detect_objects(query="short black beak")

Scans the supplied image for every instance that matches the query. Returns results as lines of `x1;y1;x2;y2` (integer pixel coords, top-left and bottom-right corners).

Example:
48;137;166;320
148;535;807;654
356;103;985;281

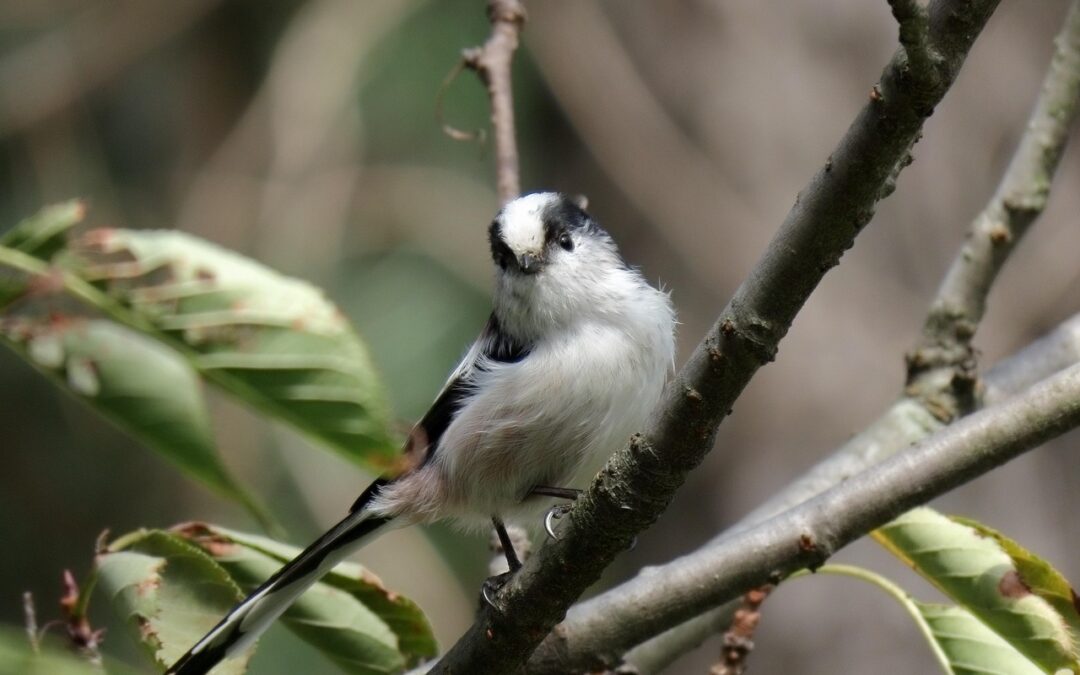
518;252;542;275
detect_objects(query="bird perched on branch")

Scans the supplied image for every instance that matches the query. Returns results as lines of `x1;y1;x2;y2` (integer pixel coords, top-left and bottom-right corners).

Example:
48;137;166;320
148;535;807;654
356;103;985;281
167;192;677;674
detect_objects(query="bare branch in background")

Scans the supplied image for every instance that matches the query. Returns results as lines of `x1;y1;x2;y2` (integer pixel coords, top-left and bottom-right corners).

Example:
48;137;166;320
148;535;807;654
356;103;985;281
910;0;1080;419
711;586;772;675
527;1;760;291
429;0;1002;672
22;591;39;653
0;0;222;140
463;0;526;204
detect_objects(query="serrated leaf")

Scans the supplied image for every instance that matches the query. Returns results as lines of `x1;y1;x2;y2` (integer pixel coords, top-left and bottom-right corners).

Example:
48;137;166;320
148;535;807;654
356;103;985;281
0;318;272;529
874;507;1080;673
0;626;141;675
71;229;397;471
96;530;250;674
917;602;1044;675
175;522;437;673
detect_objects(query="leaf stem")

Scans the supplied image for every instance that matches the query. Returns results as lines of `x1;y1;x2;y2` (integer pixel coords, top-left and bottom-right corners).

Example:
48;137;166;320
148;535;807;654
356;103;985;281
790;564;952;675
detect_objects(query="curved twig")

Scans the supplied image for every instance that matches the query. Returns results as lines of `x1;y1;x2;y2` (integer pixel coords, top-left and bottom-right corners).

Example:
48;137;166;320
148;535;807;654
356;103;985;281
464;0;526;204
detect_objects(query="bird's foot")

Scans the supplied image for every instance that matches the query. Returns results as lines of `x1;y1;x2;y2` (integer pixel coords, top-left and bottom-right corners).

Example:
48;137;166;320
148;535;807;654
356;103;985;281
481;570;515;612
544;503;574;540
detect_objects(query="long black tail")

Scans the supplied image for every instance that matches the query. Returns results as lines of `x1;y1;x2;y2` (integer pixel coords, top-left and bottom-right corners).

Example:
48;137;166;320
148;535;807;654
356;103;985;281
167;487;395;674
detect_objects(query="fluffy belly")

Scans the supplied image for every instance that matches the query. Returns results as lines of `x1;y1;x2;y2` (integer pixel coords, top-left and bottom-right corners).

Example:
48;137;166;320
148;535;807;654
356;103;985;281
372;320;671;531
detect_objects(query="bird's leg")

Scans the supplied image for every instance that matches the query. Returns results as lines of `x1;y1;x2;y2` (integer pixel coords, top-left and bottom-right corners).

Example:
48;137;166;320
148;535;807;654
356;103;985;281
529;485;582;500
482;516;521;610
492;516;522;572
530;485;581;540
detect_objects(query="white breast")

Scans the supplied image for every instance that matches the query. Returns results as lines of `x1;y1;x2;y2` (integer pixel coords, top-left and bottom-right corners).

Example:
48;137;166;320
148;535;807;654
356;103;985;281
369;267;676;532
435;286;674;529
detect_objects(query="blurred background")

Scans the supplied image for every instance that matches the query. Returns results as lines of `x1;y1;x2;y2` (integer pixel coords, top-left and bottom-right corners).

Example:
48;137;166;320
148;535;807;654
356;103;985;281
0;0;1078;673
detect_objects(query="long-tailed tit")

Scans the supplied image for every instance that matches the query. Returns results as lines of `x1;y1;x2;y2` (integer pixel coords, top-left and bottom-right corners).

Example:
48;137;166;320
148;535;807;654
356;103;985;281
167;192;676;674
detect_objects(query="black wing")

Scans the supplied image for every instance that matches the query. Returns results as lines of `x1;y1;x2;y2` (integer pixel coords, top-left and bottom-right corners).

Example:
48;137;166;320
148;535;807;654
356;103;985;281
414;314;529;460
350;314;528;512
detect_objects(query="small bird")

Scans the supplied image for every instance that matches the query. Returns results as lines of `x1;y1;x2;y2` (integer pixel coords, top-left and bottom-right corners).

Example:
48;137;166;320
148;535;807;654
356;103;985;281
167;192;676;674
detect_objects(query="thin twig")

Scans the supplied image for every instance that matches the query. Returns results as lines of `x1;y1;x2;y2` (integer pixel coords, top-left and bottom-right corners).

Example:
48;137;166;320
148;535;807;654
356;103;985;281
710;586;772;675
59;570;104;665
429;1;1000;672
909;0;1080;420
436;59;488;144
888;0;939;96
23;591;39;653
464;0;526;204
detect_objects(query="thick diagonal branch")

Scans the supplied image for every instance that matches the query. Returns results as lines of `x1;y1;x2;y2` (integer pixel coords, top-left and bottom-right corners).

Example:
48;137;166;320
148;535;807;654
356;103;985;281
428;1;1001;672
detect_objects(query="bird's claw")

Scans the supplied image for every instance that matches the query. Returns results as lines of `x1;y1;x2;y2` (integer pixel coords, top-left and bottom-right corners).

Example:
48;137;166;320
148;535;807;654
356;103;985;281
544;503;573;540
481;571;514;611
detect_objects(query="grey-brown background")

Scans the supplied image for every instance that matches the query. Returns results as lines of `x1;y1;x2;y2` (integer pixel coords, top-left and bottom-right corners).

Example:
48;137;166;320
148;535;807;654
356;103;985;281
0;1;1077;673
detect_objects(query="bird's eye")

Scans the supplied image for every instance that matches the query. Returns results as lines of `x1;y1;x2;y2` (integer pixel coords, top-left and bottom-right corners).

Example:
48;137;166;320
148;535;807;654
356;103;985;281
558;232;574;251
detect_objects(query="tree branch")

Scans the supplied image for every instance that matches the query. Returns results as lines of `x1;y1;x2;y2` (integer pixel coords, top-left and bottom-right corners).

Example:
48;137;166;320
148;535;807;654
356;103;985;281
428;0;1001;672
569;361;1080;673
463;0;526;204
617;314;1080;674
559;3;1080;669
888;0;939;97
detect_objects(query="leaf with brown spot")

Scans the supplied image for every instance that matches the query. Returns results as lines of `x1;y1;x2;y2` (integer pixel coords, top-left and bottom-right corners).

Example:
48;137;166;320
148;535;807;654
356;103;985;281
957;515;1080;654
66;228;398;472
95;529;249;674
874;508;1080;672
1000;570;1033;600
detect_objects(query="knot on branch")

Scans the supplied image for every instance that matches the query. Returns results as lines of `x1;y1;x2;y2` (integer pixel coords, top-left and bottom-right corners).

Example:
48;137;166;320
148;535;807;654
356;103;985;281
717;313;780;367
885;0;950;119
904;332;981;421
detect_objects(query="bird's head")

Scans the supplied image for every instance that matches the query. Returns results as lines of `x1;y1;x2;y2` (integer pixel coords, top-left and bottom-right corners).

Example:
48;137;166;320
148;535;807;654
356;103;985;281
488;192;628;338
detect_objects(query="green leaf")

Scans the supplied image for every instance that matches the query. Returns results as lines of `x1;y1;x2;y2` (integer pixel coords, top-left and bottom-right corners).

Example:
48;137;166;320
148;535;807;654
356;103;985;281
71;228;398;472
917;603;1045;675
955;517;1080;646
174;522;437;672
0;626;141;675
0;200;85;258
0;201;85;308
0;318;273;529
874;507;1080;673
96;529;250;674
